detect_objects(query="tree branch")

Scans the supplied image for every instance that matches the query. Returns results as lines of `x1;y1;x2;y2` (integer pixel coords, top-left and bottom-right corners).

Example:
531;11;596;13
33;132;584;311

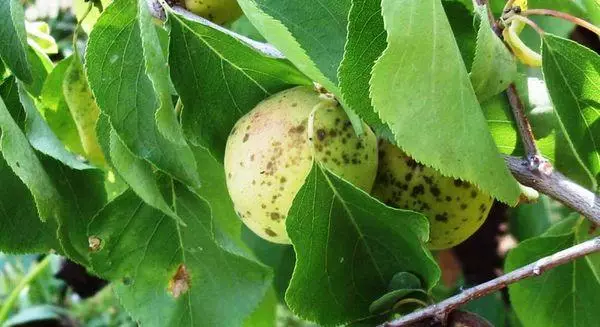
505;156;600;225
381;236;600;326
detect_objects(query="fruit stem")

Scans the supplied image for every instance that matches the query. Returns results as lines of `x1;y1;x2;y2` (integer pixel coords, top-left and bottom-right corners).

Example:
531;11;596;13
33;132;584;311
522;9;600;37
0;255;53;324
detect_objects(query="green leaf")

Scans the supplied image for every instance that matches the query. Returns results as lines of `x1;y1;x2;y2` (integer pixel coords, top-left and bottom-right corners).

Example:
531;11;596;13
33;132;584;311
191;145;247;250
18;84;92;170
89;185;272;327
24;46;53;98
337;0;388;132
443;1;477;70
63;51;105;166
0;154;59;254
470;5;517;102
506;217;600;327
85;0;201;189
40;56;86;155
462;292;506;327
242;226;296;302
0;91;62;222
168;9;310;160
244;288;278;327
138;0;184;146
509;195;568;241
0;0;32;83
583;0;600;25
237;0;340;95
285;164;440;325
240;0;349;86
0;77;26;128
370;0;520;204
542;34;600;190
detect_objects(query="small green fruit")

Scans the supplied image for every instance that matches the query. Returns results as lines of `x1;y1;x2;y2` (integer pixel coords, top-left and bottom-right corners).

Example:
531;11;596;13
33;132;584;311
372;140;493;249
184;0;243;25
224;86;378;244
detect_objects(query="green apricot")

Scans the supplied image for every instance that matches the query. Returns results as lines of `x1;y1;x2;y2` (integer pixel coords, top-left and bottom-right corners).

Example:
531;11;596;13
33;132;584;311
371;140;493;249
184;0;243;25
224;86;378;244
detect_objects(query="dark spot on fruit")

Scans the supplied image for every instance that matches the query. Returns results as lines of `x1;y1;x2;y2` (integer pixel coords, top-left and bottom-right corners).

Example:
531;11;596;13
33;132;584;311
228;173;232;179
292;102;298;107
423;176;433;185
471;190;478;198
411;185;425;197
243;134;249;142
264;228;277;237
406;159;418;169
280;177;287;183
462;218;468;222
289;125;305;134
317;129;326;141
479;204;487;213
435;214;448;222
261;204;266;209
270;212;281;221
430;186;440;197
405;173;413;182
454;180;463;187
453;227;460;231
446;196;452;202
329;130;337;137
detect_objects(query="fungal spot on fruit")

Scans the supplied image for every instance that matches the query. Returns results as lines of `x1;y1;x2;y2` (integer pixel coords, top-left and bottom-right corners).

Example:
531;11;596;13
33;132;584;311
243;134;249;142
430;186;441;197
288;125;305;134
329;130;337;137
435;214;449;222
462;218;468;222
292;102;298;107
228;173;232;179
264;228;277;237
446;196;452;202
250;154;255;161
280;177;287;183
411;185;425;197
460;204;468;210
479;204;487;213
270;212;282;221
168;265;190;298
454;180;463;187
405;173;413;182
471;190;478;198
317;128;326;141
261;204;266;209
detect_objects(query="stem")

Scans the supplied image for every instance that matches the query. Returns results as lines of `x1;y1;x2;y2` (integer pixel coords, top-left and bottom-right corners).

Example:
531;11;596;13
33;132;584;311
504;15;545;36
522;9;600;37
0;255;53;323
506;84;539;159
72;2;94;47
381;236;600;326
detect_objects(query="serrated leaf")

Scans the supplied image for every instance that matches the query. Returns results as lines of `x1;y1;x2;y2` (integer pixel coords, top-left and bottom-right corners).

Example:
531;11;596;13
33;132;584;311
89;185;272;327
0;155;59;254
63;51;105;166
18;84;93;170
337;0;388;132
24;46;53;97
470;5;517;102
506;216;600;327
542;34;600;190
138;0;184;146
40;56;86;155
0;91;62;222
168;9;310;160
85;0;201;189
285;164;440;325
370;0;520;205
0;0;32;83
239;0;349;89
237;0;340;95
443;1;477;70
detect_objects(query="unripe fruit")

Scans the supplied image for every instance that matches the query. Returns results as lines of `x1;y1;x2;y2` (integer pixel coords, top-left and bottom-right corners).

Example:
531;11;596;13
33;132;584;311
224;86;378;244
371;140;493;249
184;0;243;25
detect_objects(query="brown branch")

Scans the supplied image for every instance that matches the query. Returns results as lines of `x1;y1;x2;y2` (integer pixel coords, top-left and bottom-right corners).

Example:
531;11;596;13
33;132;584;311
381;236;600;326
522;9;600;36
506;84;539;159
505;156;600;225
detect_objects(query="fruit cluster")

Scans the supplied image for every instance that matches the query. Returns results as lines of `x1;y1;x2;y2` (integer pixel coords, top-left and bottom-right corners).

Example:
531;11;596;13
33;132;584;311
224;86;493;249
